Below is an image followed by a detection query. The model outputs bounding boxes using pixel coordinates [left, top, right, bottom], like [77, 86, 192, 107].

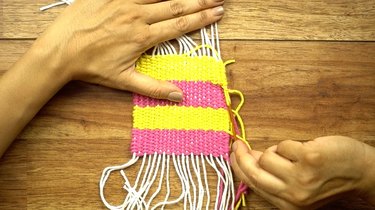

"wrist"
[29, 37, 72, 84]
[9, 38, 71, 118]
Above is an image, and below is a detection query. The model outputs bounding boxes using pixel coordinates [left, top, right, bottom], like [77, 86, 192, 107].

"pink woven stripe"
[133, 81, 226, 108]
[131, 129, 230, 158]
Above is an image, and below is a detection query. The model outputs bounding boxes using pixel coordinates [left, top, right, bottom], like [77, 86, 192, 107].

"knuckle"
[199, 10, 208, 22]
[284, 188, 314, 207]
[197, 0, 208, 7]
[281, 139, 294, 146]
[249, 174, 259, 188]
[148, 87, 164, 99]
[133, 30, 152, 46]
[298, 172, 319, 185]
[277, 140, 289, 151]
[170, 1, 184, 17]
[120, 8, 142, 23]
[236, 152, 245, 163]
[175, 17, 190, 32]
[303, 151, 322, 166]
[292, 192, 311, 206]
[264, 146, 275, 154]
[258, 153, 268, 168]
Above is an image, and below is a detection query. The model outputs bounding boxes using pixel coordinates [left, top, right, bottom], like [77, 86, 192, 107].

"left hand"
[230, 136, 375, 210]
[36, 0, 225, 101]
[0, 0, 225, 157]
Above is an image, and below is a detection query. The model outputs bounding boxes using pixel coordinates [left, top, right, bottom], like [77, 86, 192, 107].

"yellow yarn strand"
[224, 89, 251, 150]
[133, 106, 230, 132]
[222, 59, 252, 210]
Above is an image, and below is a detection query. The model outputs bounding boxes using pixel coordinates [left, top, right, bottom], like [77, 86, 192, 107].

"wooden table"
[1, 0, 375, 209]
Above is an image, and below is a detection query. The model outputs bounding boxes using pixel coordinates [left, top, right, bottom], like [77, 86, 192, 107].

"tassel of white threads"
[99, 153, 234, 210]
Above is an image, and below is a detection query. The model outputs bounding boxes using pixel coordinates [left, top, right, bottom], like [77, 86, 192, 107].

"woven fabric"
[136, 55, 227, 86]
[134, 81, 227, 108]
[132, 55, 230, 158]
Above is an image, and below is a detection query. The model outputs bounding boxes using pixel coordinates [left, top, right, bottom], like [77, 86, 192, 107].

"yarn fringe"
[99, 153, 234, 210]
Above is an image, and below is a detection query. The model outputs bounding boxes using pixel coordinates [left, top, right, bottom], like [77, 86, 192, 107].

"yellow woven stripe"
[136, 55, 227, 86]
[133, 106, 230, 131]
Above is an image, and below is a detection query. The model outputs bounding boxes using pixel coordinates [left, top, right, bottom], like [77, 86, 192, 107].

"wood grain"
[0, 40, 374, 209]
[1, 0, 375, 209]
[1, 0, 375, 40]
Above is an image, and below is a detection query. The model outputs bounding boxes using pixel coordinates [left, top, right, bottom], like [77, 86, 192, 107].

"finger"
[230, 152, 253, 185]
[233, 141, 287, 195]
[149, 6, 224, 44]
[231, 151, 301, 210]
[119, 69, 183, 102]
[144, 0, 224, 24]
[231, 142, 261, 185]
[253, 188, 302, 210]
[276, 140, 304, 161]
[258, 145, 294, 181]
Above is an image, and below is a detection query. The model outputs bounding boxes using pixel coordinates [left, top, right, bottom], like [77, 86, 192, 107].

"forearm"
[0, 40, 70, 157]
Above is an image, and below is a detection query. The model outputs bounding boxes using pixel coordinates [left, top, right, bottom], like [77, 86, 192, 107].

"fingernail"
[213, 6, 224, 16]
[167, 92, 183, 102]
[232, 141, 238, 152]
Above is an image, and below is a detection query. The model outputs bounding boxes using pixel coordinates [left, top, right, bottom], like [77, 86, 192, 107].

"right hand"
[231, 136, 375, 209]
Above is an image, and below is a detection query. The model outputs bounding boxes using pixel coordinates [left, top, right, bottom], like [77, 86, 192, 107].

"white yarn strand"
[176, 38, 184, 55]
[99, 154, 139, 210]
[177, 155, 189, 210]
[186, 155, 197, 209]
[152, 154, 185, 209]
[225, 157, 235, 210]
[215, 156, 230, 210]
[203, 28, 211, 57]
[205, 155, 224, 210]
[121, 170, 147, 209]
[122, 155, 147, 208]
[210, 24, 216, 56]
[191, 155, 204, 210]
[138, 153, 159, 202]
[200, 28, 207, 56]
[40, 0, 73, 11]
[147, 153, 166, 208]
[214, 23, 221, 60]
[201, 155, 210, 210]
[180, 155, 191, 210]
[161, 155, 171, 210]
[127, 154, 154, 210]
[182, 35, 201, 57]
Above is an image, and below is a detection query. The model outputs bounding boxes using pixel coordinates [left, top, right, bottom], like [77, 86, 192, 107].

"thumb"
[122, 70, 183, 102]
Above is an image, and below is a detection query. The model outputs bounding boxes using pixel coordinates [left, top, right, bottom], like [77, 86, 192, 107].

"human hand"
[35, 0, 225, 101]
[230, 136, 375, 209]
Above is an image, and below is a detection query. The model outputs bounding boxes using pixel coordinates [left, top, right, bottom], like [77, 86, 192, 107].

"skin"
[0, 0, 374, 209]
[231, 136, 375, 209]
[0, 0, 225, 157]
